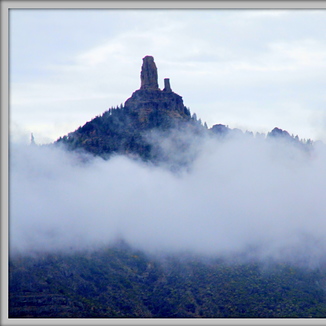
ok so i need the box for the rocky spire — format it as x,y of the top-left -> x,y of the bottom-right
140,55 -> 159,90
124,55 -> 189,121
163,78 -> 172,92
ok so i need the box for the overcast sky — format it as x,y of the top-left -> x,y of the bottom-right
9,8 -> 326,144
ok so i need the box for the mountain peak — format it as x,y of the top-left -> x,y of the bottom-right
124,56 -> 190,122
56,56 -> 194,161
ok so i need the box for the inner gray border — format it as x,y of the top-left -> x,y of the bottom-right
2,0 -> 326,9
2,1 -> 326,325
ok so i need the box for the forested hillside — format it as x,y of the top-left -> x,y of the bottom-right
9,244 -> 326,318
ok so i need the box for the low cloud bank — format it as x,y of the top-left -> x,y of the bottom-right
9,133 -> 326,267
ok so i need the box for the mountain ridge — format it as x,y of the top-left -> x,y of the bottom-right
55,56 -> 313,163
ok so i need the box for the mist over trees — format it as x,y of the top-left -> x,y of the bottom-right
10,123 -> 326,262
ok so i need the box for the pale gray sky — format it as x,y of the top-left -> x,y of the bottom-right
9,8 -> 326,144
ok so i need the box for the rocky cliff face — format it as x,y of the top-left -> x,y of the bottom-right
140,55 -> 159,90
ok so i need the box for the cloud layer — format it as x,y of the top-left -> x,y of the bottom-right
9,133 -> 326,268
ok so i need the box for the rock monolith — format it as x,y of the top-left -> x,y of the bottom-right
140,56 -> 159,90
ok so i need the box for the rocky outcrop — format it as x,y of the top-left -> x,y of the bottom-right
125,56 -> 190,123
163,78 -> 172,92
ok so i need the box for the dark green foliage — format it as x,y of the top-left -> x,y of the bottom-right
55,102 -> 207,168
56,106 -> 148,159
9,245 -> 326,318
55,103 -> 200,163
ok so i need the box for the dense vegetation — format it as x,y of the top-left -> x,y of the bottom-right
55,104 -> 201,161
9,243 -> 326,318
